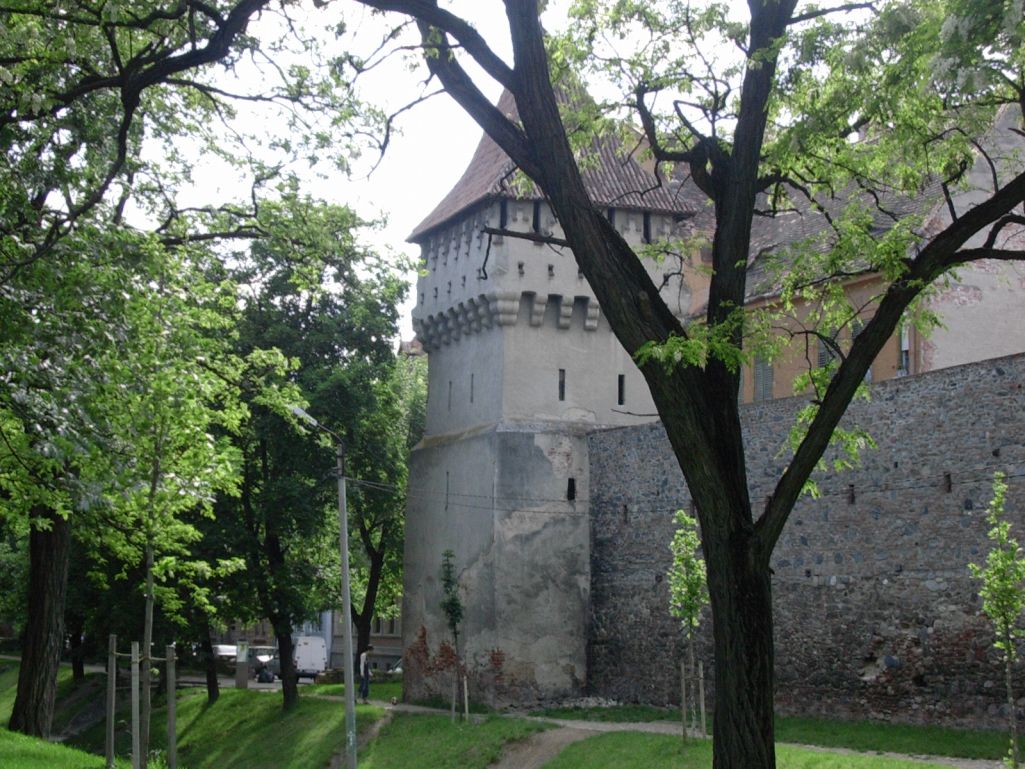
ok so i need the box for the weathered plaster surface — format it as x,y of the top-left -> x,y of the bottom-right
402,422 -> 591,705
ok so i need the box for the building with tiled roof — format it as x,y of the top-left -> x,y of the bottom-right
402,88 -> 701,705
409,89 -> 692,242
399,93 -> 1025,705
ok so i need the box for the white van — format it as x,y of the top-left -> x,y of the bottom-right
294,636 -> 327,678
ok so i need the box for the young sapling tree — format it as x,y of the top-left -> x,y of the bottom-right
440,549 -> 464,721
668,509 -> 709,739
970,473 -> 1025,768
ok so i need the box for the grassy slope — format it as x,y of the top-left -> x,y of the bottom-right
0,659 -> 1009,768
174,689 -> 384,769
0,654 -> 544,769
305,680 -> 403,702
539,733 -> 962,769
0,662 -> 20,724
0,661 -> 89,734
774,716 -> 1005,760
361,713 -> 550,769
68,687 -> 386,769
0,729 -> 116,769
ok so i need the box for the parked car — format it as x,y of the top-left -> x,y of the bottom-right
212,643 -> 237,662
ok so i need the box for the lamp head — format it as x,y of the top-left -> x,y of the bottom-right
290,405 -> 319,428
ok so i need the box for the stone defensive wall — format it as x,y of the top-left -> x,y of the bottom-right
587,353 -> 1025,727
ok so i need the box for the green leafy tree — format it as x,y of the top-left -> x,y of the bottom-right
348,353 -> 427,658
668,509 -> 708,738
0,0 -> 377,735
85,242 -> 250,765
0,0 -> 373,274
439,548 -> 464,721
211,192 -> 406,710
970,473 -> 1025,768
347,1 -> 1025,765
0,521 -> 28,641
1,226 -> 149,737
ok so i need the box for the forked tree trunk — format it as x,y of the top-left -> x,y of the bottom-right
353,523 -> 388,665
9,507 -> 71,737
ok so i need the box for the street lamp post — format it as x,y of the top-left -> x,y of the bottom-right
291,406 -> 357,769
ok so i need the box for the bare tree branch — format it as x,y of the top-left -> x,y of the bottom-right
353,0 -> 516,90
756,167 -> 1025,557
482,226 -> 569,248
788,2 -> 875,25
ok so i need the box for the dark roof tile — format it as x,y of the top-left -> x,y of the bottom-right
409,90 -> 693,241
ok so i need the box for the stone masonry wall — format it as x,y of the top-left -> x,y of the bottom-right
588,354 -> 1025,728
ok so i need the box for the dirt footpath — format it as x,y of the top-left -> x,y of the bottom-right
488,727 -> 592,769
345,700 -> 1005,769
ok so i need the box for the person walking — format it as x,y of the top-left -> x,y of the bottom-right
359,645 -> 374,703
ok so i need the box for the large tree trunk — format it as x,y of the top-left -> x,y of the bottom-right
9,507 -> 71,737
200,626 -> 219,704
354,2 -> 1025,768
353,537 -> 385,660
273,621 -> 298,710
704,529 -> 776,769
355,619 -> 370,664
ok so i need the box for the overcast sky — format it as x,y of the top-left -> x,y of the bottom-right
189,1 -> 741,339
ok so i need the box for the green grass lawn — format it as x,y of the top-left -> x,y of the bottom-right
775,715 -> 1006,760
538,733 -> 963,769
66,687 -> 386,769
0,657 -> 1011,769
0,662 -> 20,724
305,680 -> 403,702
531,703 -> 1006,761
0,728 -> 126,769
360,712 -> 550,769
174,689 -> 384,769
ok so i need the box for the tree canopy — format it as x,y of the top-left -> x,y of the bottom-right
0,0 -> 408,735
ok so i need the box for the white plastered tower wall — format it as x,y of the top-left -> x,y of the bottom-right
403,188 -> 689,703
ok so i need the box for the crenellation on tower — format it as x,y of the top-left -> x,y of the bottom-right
414,290 -> 611,353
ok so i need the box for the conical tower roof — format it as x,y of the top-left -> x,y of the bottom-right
409,89 -> 695,242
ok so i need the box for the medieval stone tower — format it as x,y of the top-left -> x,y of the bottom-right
401,91 -> 693,702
